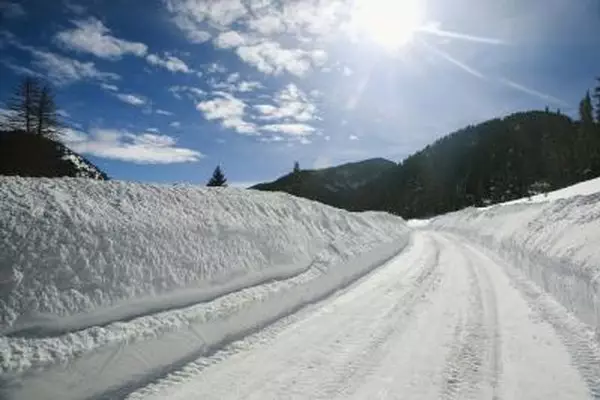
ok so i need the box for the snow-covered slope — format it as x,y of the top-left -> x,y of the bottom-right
0,177 -> 408,333
486,176 -> 600,207
430,188 -> 600,331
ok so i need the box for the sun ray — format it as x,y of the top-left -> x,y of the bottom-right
420,24 -> 506,45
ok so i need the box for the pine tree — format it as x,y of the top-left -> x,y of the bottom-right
293,161 -> 300,173
593,77 -> 600,123
35,84 -> 60,138
207,165 -> 227,187
579,91 -> 594,126
6,77 -> 40,133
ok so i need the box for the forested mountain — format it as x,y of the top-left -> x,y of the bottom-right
353,110 -> 599,217
251,158 -> 396,208
254,110 -> 600,218
0,130 -> 108,180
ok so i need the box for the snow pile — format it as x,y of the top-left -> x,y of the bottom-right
430,192 -> 600,331
486,176 -> 600,207
0,177 -> 408,332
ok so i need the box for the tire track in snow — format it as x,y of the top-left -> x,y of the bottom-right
319,238 -> 443,399
440,241 -> 502,400
473,245 -> 600,399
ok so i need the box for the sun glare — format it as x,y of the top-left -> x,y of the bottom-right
350,0 -> 425,51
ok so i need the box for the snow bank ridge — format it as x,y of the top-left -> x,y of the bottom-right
431,193 -> 600,331
0,177 -> 408,332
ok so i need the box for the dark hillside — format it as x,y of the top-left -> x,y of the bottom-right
252,158 -> 395,208
0,130 -> 108,180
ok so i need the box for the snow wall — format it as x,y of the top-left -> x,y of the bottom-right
0,177 -> 408,328
431,193 -> 600,331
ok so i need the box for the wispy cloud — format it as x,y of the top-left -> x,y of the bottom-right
3,31 -> 120,84
61,128 -> 202,164
261,124 -> 315,136
156,109 -> 174,116
115,93 -> 147,106
169,85 -> 206,100
100,83 -> 119,91
55,17 -> 148,59
146,53 -> 191,73
32,49 -> 120,84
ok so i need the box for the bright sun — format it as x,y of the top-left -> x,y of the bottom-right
349,0 -> 425,51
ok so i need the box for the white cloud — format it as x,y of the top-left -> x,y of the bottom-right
146,53 -> 191,73
214,30 -> 247,48
116,93 -> 147,106
100,83 -> 119,91
349,134 -> 359,141
55,17 -> 148,59
205,62 -> 227,74
146,127 -> 160,133
254,83 -> 317,123
0,108 -> 14,125
56,109 -> 71,118
169,85 -> 206,100
237,80 -> 263,92
63,0 -> 86,15
170,121 -> 181,128
1,60 -> 42,77
236,41 -> 322,76
246,14 -> 285,35
196,92 -> 257,134
323,135 -> 331,141
0,2 -> 25,18
156,109 -> 174,116
235,40 -> 326,77
61,128 -> 202,164
261,123 -> 315,135
4,29 -> 119,85
164,0 -> 247,39
343,66 -> 353,76
30,49 -> 120,85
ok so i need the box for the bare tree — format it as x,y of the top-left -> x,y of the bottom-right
3,78 -> 61,138
6,77 -> 40,133
35,84 -> 60,138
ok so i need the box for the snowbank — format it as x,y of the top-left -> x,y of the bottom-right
430,193 -> 600,331
0,177 -> 408,333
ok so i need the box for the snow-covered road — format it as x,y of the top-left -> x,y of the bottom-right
129,230 -> 600,400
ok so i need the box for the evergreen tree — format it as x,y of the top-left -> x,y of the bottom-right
207,165 -> 227,187
6,77 -> 40,133
35,84 -> 60,138
293,161 -> 300,173
594,77 -> 600,123
579,91 -> 594,126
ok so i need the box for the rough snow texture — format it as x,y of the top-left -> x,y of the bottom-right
430,193 -> 600,332
0,177 -> 407,331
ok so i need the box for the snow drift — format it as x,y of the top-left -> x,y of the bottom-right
430,191 -> 600,332
0,177 -> 408,333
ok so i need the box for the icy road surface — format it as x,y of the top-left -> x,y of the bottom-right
131,231 -> 600,400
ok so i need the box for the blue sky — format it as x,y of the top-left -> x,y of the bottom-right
0,0 -> 599,186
